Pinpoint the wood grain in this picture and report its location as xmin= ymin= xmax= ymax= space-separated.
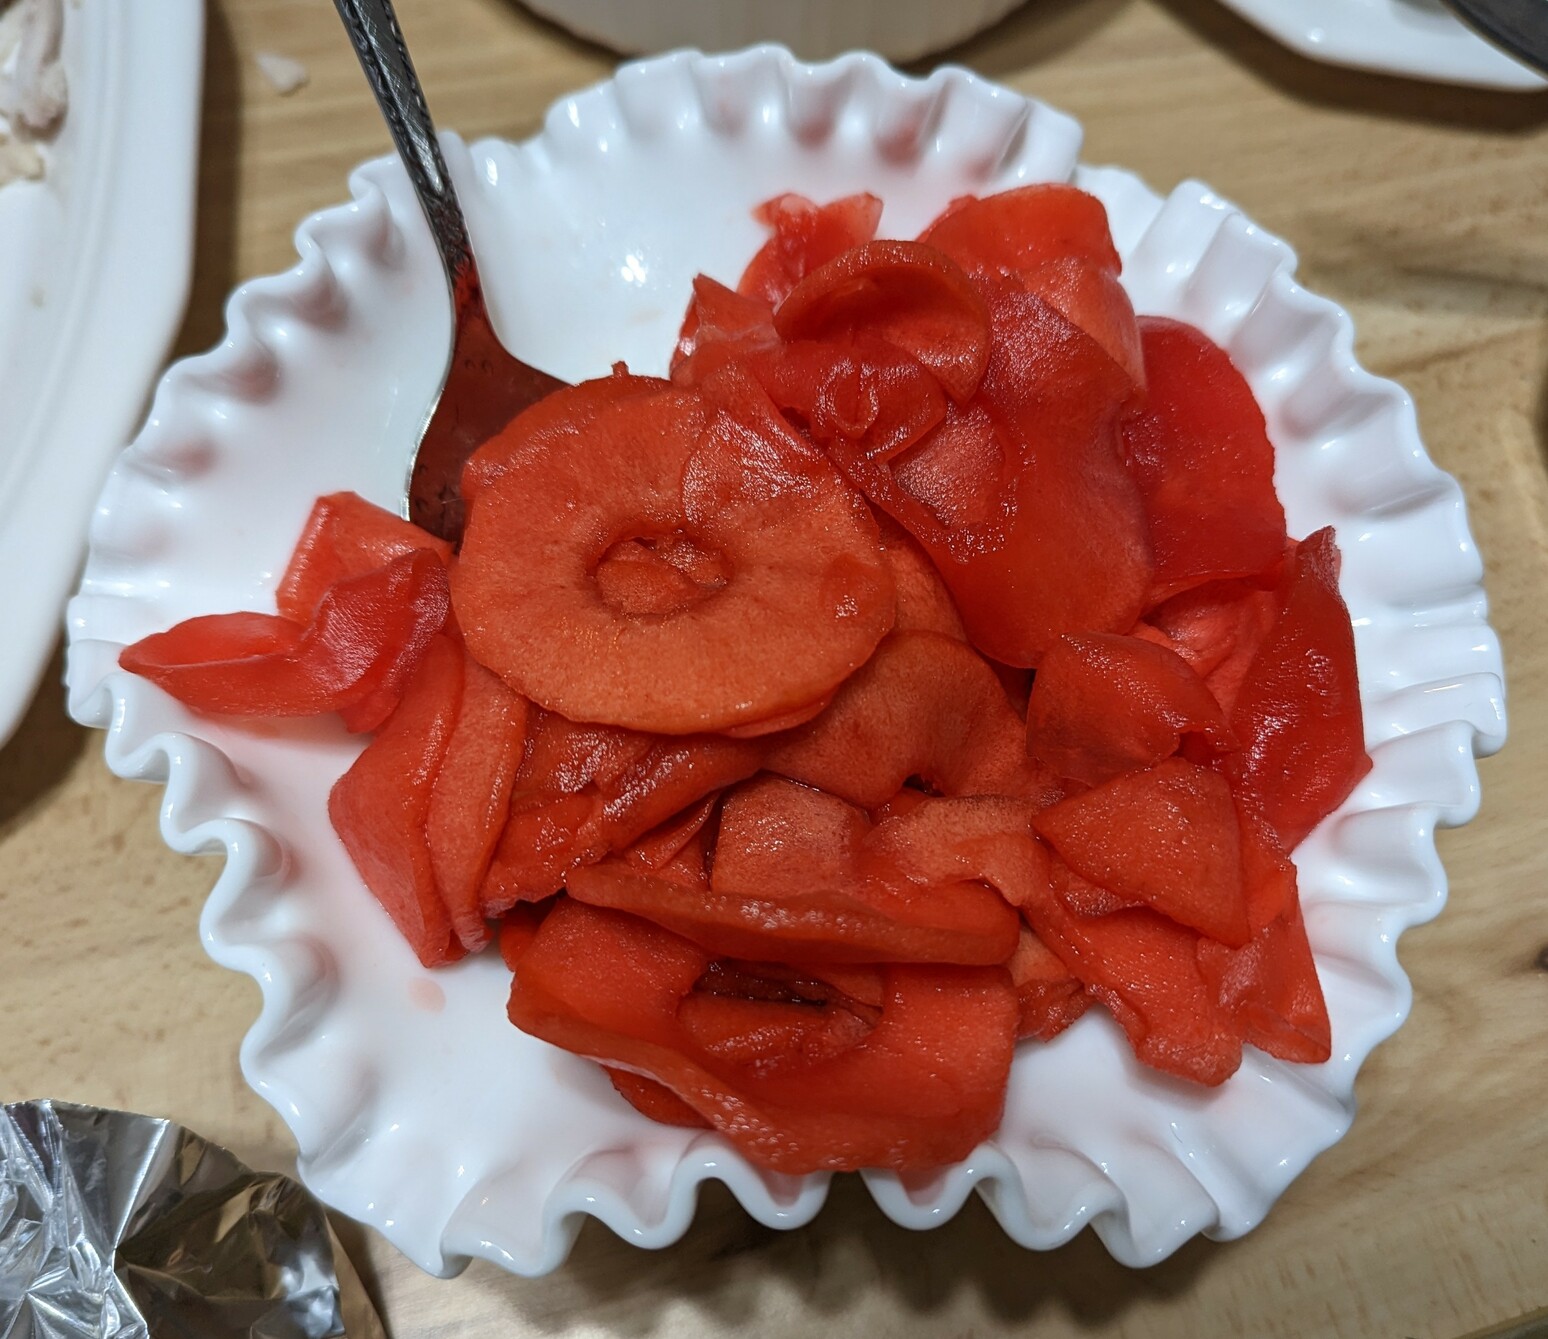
xmin=3 ymin=1 xmax=1547 ymax=1336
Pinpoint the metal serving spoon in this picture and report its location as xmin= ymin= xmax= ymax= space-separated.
xmin=1436 ymin=0 xmax=1548 ymax=77
xmin=332 ymin=0 xmax=565 ymax=542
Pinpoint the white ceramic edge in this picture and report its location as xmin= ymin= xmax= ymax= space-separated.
xmin=63 ymin=47 xmax=1507 ymax=1275
xmin=1217 ymin=0 xmax=1547 ymax=91
xmin=0 ymin=0 xmax=204 ymax=748
xmin=515 ymin=0 xmax=1026 ymax=62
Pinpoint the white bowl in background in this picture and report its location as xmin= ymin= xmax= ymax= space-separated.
xmin=65 ymin=47 xmax=1506 ymax=1276
xmin=1218 ymin=0 xmax=1546 ymax=91
xmin=516 ymin=0 xmax=1027 ymax=61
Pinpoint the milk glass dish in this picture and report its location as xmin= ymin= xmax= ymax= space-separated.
xmin=66 ymin=47 xmax=1506 ymax=1276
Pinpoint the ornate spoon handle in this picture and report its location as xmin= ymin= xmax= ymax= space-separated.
xmin=331 ymin=0 xmax=479 ymax=302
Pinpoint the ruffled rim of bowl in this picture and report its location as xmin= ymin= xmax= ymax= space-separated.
xmin=65 ymin=46 xmax=1506 ymax=1275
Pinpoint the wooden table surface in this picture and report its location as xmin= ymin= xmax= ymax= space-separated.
xmin=3 ymin=1 xmax=1547 ymax=1335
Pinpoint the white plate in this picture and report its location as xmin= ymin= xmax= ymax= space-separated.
xmin=1218 ymin=0 xmax=1546 ymax=90
xmin=0 ymin=0 xmax=202 ymax=748
xmin=65 ymin=48 xmax=1506 ymax=1275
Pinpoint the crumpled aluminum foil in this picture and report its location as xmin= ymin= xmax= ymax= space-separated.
xmin=0 ymin=1101 xmax=386 ymax=1339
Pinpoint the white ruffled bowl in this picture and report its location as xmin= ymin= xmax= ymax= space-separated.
xmin=65 ymin=47 xmax=1506 ymax=1275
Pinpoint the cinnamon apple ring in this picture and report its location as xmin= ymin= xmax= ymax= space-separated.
xmin=453 ymin=371 xmax=895 ymax=734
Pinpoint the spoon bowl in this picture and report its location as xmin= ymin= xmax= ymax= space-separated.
xmin=332 ymin=0 xmax=563 ymax=542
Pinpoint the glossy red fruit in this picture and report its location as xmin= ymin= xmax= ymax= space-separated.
xmin=1007 ymin=925 xmax=1089 ymax=1041
xmin=1237 ymin=801 xmax=1299 ymax=933
xmin=921 ymin=185 xmax=1123 ymax=279
xmin=497 ymin=899 xmax=553 ymax=970
xmin=459 ymin=367 xmax=666 ymax=500
xmin=922 ymin=186 xmax=1141 ymax=390
xmin=121 ymin=611 xmax=301 ymax=671
xmin=672 ymin=275 xmax=777 ymax=375
xmin=328 ymin=635 xmax=466 ymax=969
xmin=120 ymin=550 xmax=450 ymax=729
xmin=848 ymin=286 xmax=1151 ymax=667
xmin=1021 ymin=865 xmax=1244 ymax=1086
xmin=568 ymin=778 xmax=1021 ymax=965
xmin=1221 ymin=528 xmax=1369 ymax=852
xmin=606 ymin=1069 xmax=711 ymax=1128
xmin=1020 ymin=256 xmax=1144 ymax=391
xmin=1121 ymin=318 xmax=1287 ymax=603
xmin=1142 ymin=574 xmax=1283 ymax=718
xmin=1048 ymin=857 xmax=1144 ymax=918
xmin=1033 ymin=757 xmax=1250 ymax=947
xmin=860 ymin=792 xmax=1049 ymax=911
xmin=737 ymin=191 xmax=884 ymax=308
xmin=718 ymin=692 xmax=837 ymax=740
xmin=774 ymin=240 xmax=991 ymax=403
xmin=427 ymin=655 xmax=529 ymax=952
xmin=275 ymin=491 xmax=453 ymax=623
xmin=506 ymin=898 xmax=1017 ymax=1174
xmin=624 ymin=795 xmax=720 ymax=872
xmin=1027 ymin=632 xmax=1235 ymax=786
xmin=455 ymin=372 xmax=894 ymax=734
xmin=1199 ymin=900 xmax=1330 ymax=1064
xmin=766 ymin=631 xmax=1050 ymax=809
xmin=887 ymin=399 xmax=1006 ymax=531
xmin=743 ymin=334 xmax=948 ymax=472
xmin=695 ymin=959 xmax=888 ymax=1011
xmin=479 ymin=714 xmax=763 ymax=910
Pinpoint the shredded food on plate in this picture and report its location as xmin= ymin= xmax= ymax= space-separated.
xmin=0 ymin=0 xmax=66 ymax=187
